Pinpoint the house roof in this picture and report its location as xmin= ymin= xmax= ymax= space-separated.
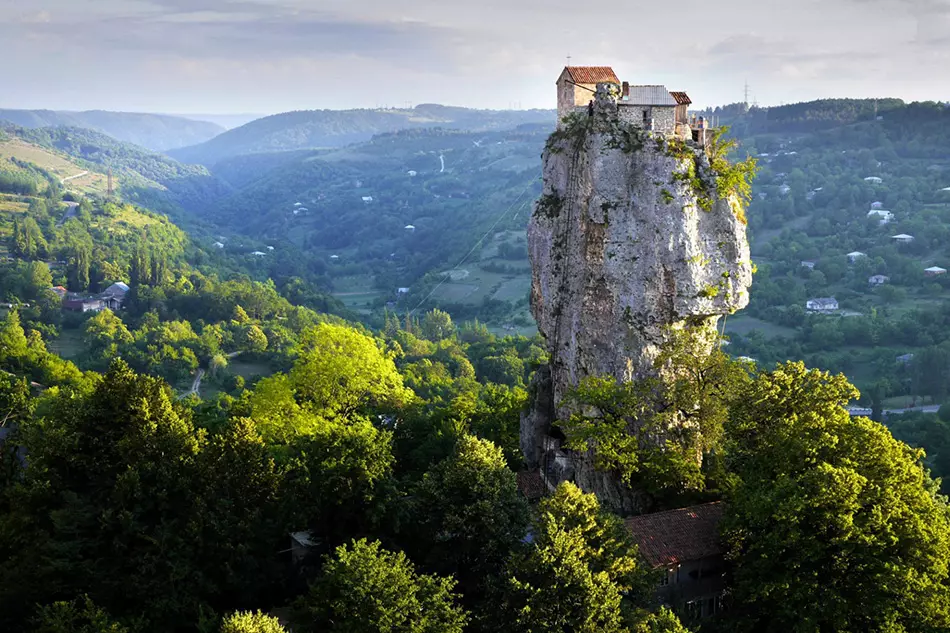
xmin=562 ymin=66 xmax=620 ymax=85
xmin=891 ymin=234 xmax=914 ymax=239
xmin=622 ymin=85 xmax=679 ymax=106
xmin=516 ymin=470 xmax=547 ymax=501
xmin=808 ymin=297 xmax=838 ymax=306
xmin=925 ymin=266 xmax=947 ymax=272
xmin=670 ymin=91 xmax=692 ymax=105
xmin=625 ymin=502 xmax=724 ymax=568
xmin=847 ymin=251 xmax=866 ymax=257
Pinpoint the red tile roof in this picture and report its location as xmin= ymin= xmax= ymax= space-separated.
xmin=516 ymin=470 xmax=547 ymax=501
xmin=670 ymin=91 xmax=692 ymax=105
xmin=563 ymin=66 xmax=620 ymax=85
xmin=625 ymin=502 xmax=724 ymax=568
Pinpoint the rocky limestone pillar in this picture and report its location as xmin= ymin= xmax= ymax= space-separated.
xmin=522 ymin=84 xmax=752 ymax=514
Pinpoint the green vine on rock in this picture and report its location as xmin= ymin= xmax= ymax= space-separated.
xmin=706 ymin=127 xmax=758 ymax=225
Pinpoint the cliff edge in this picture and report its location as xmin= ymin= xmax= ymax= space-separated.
xmin=522 ymin=86 xmax=753 ymax=513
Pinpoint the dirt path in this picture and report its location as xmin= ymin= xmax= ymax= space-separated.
xmin=57 ymin=201 xmax=79 ymax=227
xmin=61 ymin=171 xmax=89 ymax=184
xmin=185 ymin=368 xmax=205 ymax=398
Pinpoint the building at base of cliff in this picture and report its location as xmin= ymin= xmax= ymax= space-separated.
xmin=625 ymin=502 xmax=726 ymax=621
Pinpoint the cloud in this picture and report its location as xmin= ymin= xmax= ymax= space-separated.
xmin=4 ymin=2 xmax=460 ymax=65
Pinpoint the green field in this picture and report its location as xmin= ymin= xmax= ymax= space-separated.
xmin=48 ymin=329 xmax=84 ymax=360
xmin=230 ymin=360 xmax=273 ymax=380
xmin=0 ymin=138 xmax=108 ymax=195
xmin=724 ymin=315 xmax=797 ymax=339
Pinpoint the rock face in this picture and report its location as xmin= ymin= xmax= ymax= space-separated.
xmin=522 ymin=87 xmax=752 ymax=514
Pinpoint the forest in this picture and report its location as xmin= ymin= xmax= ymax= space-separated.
xmin=4 ymin=98 xmax=950 ymax=632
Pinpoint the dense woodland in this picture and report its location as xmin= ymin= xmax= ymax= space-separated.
xmin=4 ymin=98 xmax=950 ymax=632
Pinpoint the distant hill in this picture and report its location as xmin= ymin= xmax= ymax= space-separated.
xmin=170 ymin=113 xmax=268 ymax=130
xmin=168 ymin=104 xmax=556 ymax=166
xmin=696 ymin=98 xmax=908 ymax=136
xmin=2 ymin=124 xmax=232 ymax=215
xmin=0 ymin=109 xmax=224 ymax=151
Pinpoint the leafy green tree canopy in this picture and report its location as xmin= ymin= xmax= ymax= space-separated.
xmin=219 ymin=611 xmax=287 ymax=633
xmin=498 ymin=482 xmax=653 ymax=633
xmin=293 ymin=538 xmax=468 ymax=633
xmin=722 ymin=361 xmax=950 ymax=633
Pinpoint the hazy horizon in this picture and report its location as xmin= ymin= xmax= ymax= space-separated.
xmin=2 ymin=0 xmax=949 ymax=114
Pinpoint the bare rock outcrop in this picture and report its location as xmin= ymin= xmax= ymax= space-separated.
xmin=522 ymin=87 xmax=752 ymax=514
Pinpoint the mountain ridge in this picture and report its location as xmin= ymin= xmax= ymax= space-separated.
xmin=168 ymin=105 xmax=556 ymax=166
xmin=0 ymin=108 xmax=225 ymax=152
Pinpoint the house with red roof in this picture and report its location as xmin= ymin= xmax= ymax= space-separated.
xmin=625 ymin=502 xmax=726 ymax=621
xmin=556 ymin=66 xmax=620 ymax=121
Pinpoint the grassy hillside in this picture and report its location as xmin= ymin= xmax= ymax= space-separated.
xmin=168 ymin=104 xmax=555 ymax=166
xmin=0 ymin=108 xmax=224 ymax=151
xmin=0 ymin=135 xmax=109 ymax=196
xmin=2 ymin=124 xmax=232 ymax=215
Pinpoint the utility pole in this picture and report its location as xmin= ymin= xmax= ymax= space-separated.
xmin=744 ymin=80 xmax=750 ymax=108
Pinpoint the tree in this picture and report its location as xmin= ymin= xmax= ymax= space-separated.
xmin=289 ymin=323 xmax=412 ymax=416
xmin=408 ymin=435 xmax=529 ymax=599
xmin=497 ymin=482 xmax=653 ymax=633
xmin=0 ymin=360 xmax=205 ymax=631
xmin=83 ymin=310 xmax=133 ymax=365
xmin=243 ymin=323 xmax=269 ymax=353
xmin=634 ymin=608 xmax=691 ymax=633
xmin=68 ymin=243 xmax=91 ymax=291
xmin=561 ymin=328 xmax=748 ymax=509
xmin=209 ymin=353 xmax=228 ymax=377
xmin=421 ymin=309 xmax=455 ymax=342
xmin=219 ymin=611 xmax=286 ymax=633
xmin=0 ymin=309 xmax=29 ymax=364
xmin=293 ymin=538 xmax=468 ymax=633
xmin=192 ymin=418 xmax=283 ymax=611
xmin=281 ymin=413 xmax=395 ymax=545
xmin=476 ymin=353 xmax=525 ymax=387
xmin=721 ymin=362 xmax=950 ymax=632
xmin=33 ymin=596 xmax=128 ymax=633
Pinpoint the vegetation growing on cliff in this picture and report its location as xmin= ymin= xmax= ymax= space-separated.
xmin=561 ymin=326 xmax=749 ymax=509
xmin=707 ymin=128 xmax=758 ymax=224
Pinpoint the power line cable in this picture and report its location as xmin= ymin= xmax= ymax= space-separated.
xmin=409 ymin=171 xmax=541 ymax=316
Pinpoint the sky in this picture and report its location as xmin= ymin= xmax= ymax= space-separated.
xmin=2 ymin=0 xmax=949 ymax=115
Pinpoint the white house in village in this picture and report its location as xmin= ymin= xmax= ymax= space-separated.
xmin=870 ymin=201 xmax=884 ymax=209
xmin=867 ymin=209 xmax=894 ymax=224
xmin=801 ymin=260 xmax=816 ymax=270
xmin=868 ymin=274 xmax=890 ymax=286
xmin=806 ymin=297 xmax=839 ymax=313
xmin=408 ymin=170 xmax=417 ymax=177
xmin=404 ymin=225 xmax=416 ymax=231
xmin=330 ymin=255 xmax=339 ymax=260
xmin=925 ymin=266 xmax=947 ymax=277
xmin=847 ymin=251 xmax=867 ymax=263
xmin=864 ymin=176 xmax=883 ymax=184
xmin=362 ymin=196 xmax=374 ymax=203
xmin=891 ymin=234 xmax=915 ymax=244
xmin=250 ymin=251 xmax=266 ymax=257
xmin=213 ymin=241 xmax=225 ymax=248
